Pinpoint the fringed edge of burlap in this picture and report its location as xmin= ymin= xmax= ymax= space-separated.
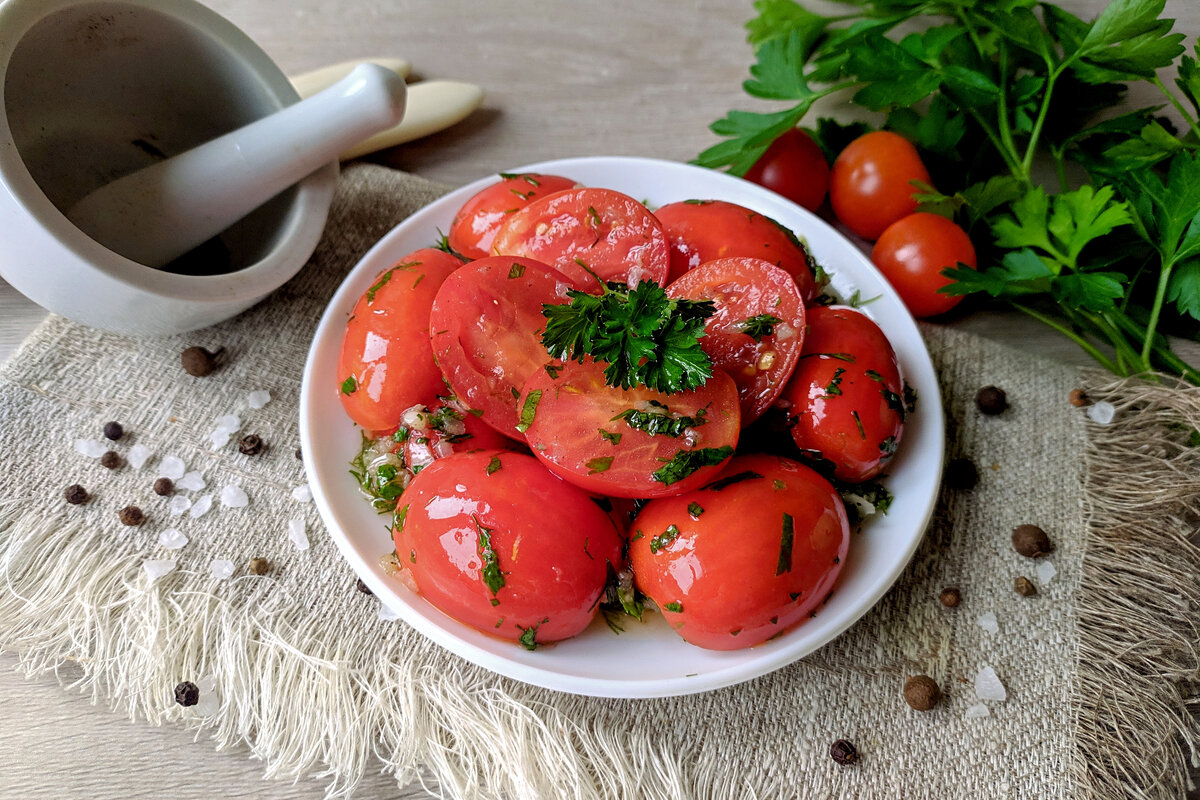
xmin=1074 ymin=373 xmax=1200 ymax=799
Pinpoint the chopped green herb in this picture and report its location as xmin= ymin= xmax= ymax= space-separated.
xmin=392 ymin=426 xmax=410 ymax=443
xmin=517 ymin=618 xmax=549 ymax=651
xmin=508 ymin=262 xmax=526 ymax=279
xmin=852 ymin=410 xmax=866 ymax=440
xmin=881 ymin=388 xmax=906 ymax=421
xmin=879 ymin=436 xmax=898 ymax=459
xmin=664 ymin=601 xmax=683 ymax=613
xmin=510 ymin=386 xmax=520 ymax=400
xmin=702 ymin=470 xmax=764 ymax=491
xmin=466 ymin=408 xmax=484 ymax=417
xmin=365 ymin=270 xmax=393 ymax=303
xmin=599 ymin=428 xmax=623 ymax=445
xmin=687 ymin=501 xmax=705 ymax=519
xmin=586 ymin=456 xmax=614 ymax=474
xmin=865 ymin=369 xmax=883 ymax=382
xmin=824 ymin=367 xmax=846 ymax=397
xmin=340 ymin=376 xmax=358 ymax=395
xmin=587 ymin=205 xmax=601 ymax=227
xmin=736 ymin=313 xmax=784 ymax=342
xmin=773 ymin=479 xmax=786 ymax=491
xmin=789 ymin=592 xmax=802 ymax=601
xmin=473 ymin=515 xmax=505 ymax=597
xmin=903 ymin=381 xmax=918 ymax=414
xmin=516 ymin=390 xmax=543 ymax=433
xmin=486 ymin=455 xmax=502 ymax=475
xmin=776 ymin=512 xmax=795 ymax=576
xmin=613 ymin=403 xmax=708 ymax=438
xmin=409 ymin=549 xmax=416 ymax=564
xmin=651 ymin=446 xmax=734 ymax=486
xmin=544 ymin=363 xmax=562 ymax=379
xmin=650 ymin=525 xmax=681 ymax=553
xmin=495 ymin=617 xmax=505 ymax=629
xmin=730 ymin=628 xmax=742 ymax=636
xmin=396 ymin=504 xmax=409 ymax=531
xmin=631 ymin=530 xmax=645 ymax=541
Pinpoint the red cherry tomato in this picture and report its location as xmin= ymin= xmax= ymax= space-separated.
xmin=629 ymin=453 xmax=849 ymax=650
xmin=394 ymin=450 xmax=623 ymax=647
xmin=491 ymin=187 xmax=670 ymax=289
xmin=448 ymin=173 xmax=578 ymax=260
xmin=829 ymin=131 xmax=931 ymax=241
xmin=654 ymin=199 xmax=817 ymax=300
xmin=429 ymin=256 xmax=577 ymax=438
xmin=780 ymin=306 xmax=905 ymax=483
xmin=666 ymin=257 xmax=806 ymax=425
xmin=519 ymin=357 xmax=740 ymax=498
xmin=337 ymin=248 xmax=464 ymax=435
xmin=742 ymin=128 xmax=830 ymax=213
xmin=871 ymin=213 xmax=976 ymax=318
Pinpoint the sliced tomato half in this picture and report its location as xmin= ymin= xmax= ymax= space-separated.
xmin=448 ymin=173 xmax=579 ymax=260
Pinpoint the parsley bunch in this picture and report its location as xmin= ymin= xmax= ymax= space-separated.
xmin=698 ymin=0 xmax=1200 ymax=382
xmin=541 ymin=280 xmax=715 ymax=394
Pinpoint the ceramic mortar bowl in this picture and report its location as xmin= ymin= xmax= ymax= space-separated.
xmin=0 ymin=0 xmax=338 ymax=336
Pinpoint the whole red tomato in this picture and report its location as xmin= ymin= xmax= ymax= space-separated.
xmin=871 ymin=213 xmax=976 ymax=318
xmin=742 ymin=128 xmax=829 ymax=213
xmin=829 ymin=131 xmax=931 ymax=241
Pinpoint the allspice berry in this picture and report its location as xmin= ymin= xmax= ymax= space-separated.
xmin=181 ymin=346 xmax=224 ymax=377
xmin=238 ymin=434 xmax=265 ymax=456
xmin=63 ymin=484 xmax=89 ymax=505
xmin=248 ymin=557 xmax=270 ymax=575
xmin=939 ymin=587 xmax=962 ymax=608
xmin=943 ymin=457 xmax=978 ymax=490
xmin=102 ymin=421 xmax=124 ymax=441
xmin=903 ymin=675 xmax=942 ymax=711
xmin=99 ymin=450 xmax=123 ymax=469
xmin=1015 ymin=576 xmax=1037 ymax=597
xmin=356 ymin=578 xmax=374 ymax=596
xmin=117 ymin=505 xmax=145 ymax=526
xmin=173 ymin=681 xmax=200 ymax=707
xmin=1068 ymin=388 xmax=1091 ymax=407
xmin=829 ymin=739 xmax=858 ymax=765
xmin=1012 ymin=524 xmax=1053 ymax=558
xmin=975 ymin=385 xmax=1008 ymax=415
xmin=153 ymin=477 xmax=175 ymax=496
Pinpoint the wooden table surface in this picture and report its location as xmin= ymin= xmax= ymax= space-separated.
xmin=1 ymin=1 xmax=1195 ymax=797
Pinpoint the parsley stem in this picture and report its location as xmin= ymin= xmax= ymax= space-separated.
xmin=965 ymin=106 xmax=1024 ymax=181
xmin=1107 ymin=306 xmax=1200 ymax=385
xmin=1141 ymin=263 xmax=1175 ymax=369
xmin=995 ymin=43 xmax=1022 ymax=177
xmin=1011 ymin=302 xmax=1119 ymax=375
xmin=1150 ymin=75 xmax=1200 ymax=143
xmin=1020 ymin=66 xmax=1064 ymax=176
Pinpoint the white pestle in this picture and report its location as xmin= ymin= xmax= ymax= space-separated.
xmin=67 ymin=63 xmax=406 ymax=269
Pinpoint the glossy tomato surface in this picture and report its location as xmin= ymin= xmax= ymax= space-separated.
xmin=871 ymin=212 xmax=976 ymax=318
xmin=394 ymin=450 xmax=622 ymax=647
xmin=448 ymin=173 xmax=579 ymax=260
xmin=429 ymin=255 xmax=579 ymax=439
xmin=337 ymin=248 xmax=464 ymax=435
xmin=654 ymin=199 xmax=817 ymax=300
xmin=742 ymin=128 xmax=830 ymax=213
xmin=829 ymin=131 xmax=931 ymax=241
xmin=520 ymin=357 xmax=740 ymax=498
xmin=666 ymin=257 xmax=805 ymax=425
xmin=490 ymin=187 xmax=670 ymax=288
xmin=629 ymin=454 xmax=849 ymax=650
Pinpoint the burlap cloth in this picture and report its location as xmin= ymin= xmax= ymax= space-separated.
xmin=1 ymin=164 xmax=1198 ymax=799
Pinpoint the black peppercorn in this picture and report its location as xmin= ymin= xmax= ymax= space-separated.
xmin=64 ymin=484 xmax=89 ymax=505
xmin=975 ymin=385 xmax=1008 ymax=415
xmin=99 ymin=450 xmax=123 ymax=469
xmin=1012 ymin=524 xmax=1053 ymax=558
xmin=1015 ymin=576 xmax=1037 ymax=597
xmin=903 ymin=675 xmax=942 ymax=711
xmin=117 ymin=505 xmax=145 ymax=526
xmin=356 ymin=578 xmax=373 ymax=595
xmin=153 ymin=477 xmax=174 ymax=496
xmin=248 ymin=558 xmax=270 ymax=575
xmin=939 ymin=587 xmax=962 ymax=608
xmin=829 ymin=739 xmax=858 ymax=765
xmin=173 ymin=681 xmax=200 ymax=707
xmin=102 ymin=421 xmax=124 ymax=441
xmin=180 ymin=346 xmax=224 ymax=377
xmin=238 ymin=434 xmax=265 ymax=456
xmin=943 ymin=457 xmax=978 ymax=490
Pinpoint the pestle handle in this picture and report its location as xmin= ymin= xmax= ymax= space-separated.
xmin=67 ymin=63 xmax=406 ymax=268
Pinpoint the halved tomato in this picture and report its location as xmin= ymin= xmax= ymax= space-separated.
xmin=448 ymin=173 xmax=579 ymax=260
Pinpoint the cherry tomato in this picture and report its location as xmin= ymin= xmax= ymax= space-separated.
xmin=429 ymin=256 xmax=577 ymax=439
xmin=666 ymin=257 xmax=806 ymax=425
xmin=654 ymin=199 xmax=817 ymax=300
xmin=448 ymin=173 xmax=579 ymax=260
xmin=780 ymin=306 xmax=906 ymax=483
xmin=871 ymin=213 xmax=976 ymax=318
xmin=394 ymin=450 xmax=623 ymax=647
xmin=519 ymin=357 xmax=740 ymax=499
xmin=742 ymin=128 xmax=830 ymax=213
xmin=829 ymin=131 xmax=931 ymax=241
xmin=491 ymin=187 xmax=670 ymax=289
xmin=629 ymin=453 xmax=849 ymax=650
xmin=337 ymin=248 xmax=464 ymax=435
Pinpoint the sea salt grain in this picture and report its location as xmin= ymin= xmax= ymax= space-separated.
xmin=1086 ymin=401 xmax=1116 ymax=425
xmin=977 ymin=611 xmax=999 ymax=634
xmin=192 ymin=675 xmax=219 ymax=716
xmin=158 ymin=528 xmax=188 ymax=550
xmin=291 ymin=484 xmax=313 ymax=503
xmin=378 ymin=602 xmax=402 ymax=622
xmin=975 ymin=665 xmax=1007 ymax=702
xmin=210 ymin=559 xmax=235 ymax=580
xmin=208 ymin=430 xmax=232 ymax=451
xmin=158 ymin=456 xmax=186 ymax=480
xmin=213 ymin=414 xmax=241 ymax=433
xmin=965 ymin=703 xmax=992 ymax=719
xmin=247 ymin=390 xmax=271 ymax=409
xmin=288 ymin=518 xmax=309 ymax=551
xmin=143 ymin=559 xmax=176 ymax=581
xmin=127 ymin=444 xmax=153 ymax=469
xmin=177 ymin=471 xmax=206 ymax=492
xmin=220 ymin=485 xmax=249 ymax=508
xmin=1036 ymin=560 xmax=1058 ymax=585
xmin=167 ymin=495 xmax=192 ymax=516
xmin=74 ymin=438 xmax=108 ymax=459
xmin=189 ymin=495 xmax=214 ymax=518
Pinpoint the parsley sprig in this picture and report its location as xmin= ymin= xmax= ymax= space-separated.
xmin=541 ymin=280 xmax=716 ymax=394
xmin=699 ymin=0 xmax=1200 ymax=383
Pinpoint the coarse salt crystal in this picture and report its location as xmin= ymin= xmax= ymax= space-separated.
xmin=208 ymin=430 xmax=232 ymax=451
xmin=213 ymin=414 xmax=241 ymax=433
xmin=975 ymin=665 xmax=1007 ymax=702
xmin=220 ymin=484 xmax=249 ymax=508
xmin=1036 ymin=560 xmax=1058 ymax=585
xmin=288 ymin=517 xmax=309 ymax=551
xmin=192 ymin=676 xmax=219 ymax=716
xmin=1086 ymin=401 xmax=1116 ymax=425
xmin=127 ymin=444 xmax=153 ymax=469
xmin=189 ymin=495 xmax=214 ymax=518
xmin=74 ymin=438 xmax=108 ymax=459
xmin=158 ymin=456 xmax=186 ymax=480
xmin=977 ymin=611 xmax=999 ymax=633
xmin=158 ymin=528 xmax=188 ymax=550
xmin=775 ymin=322 xmax=795 ymax=341
xmin=210 ymin=559 xmax=235 ymax=580
xmin=965 ymin=703 xmax=992 ymax=719
xmin=401 ymin=405 xmax=427 ymax=430
xmin=247 ymin=389 xmax=271 ymax=409
xmin=197 ymin=675 xmax=216 ymax=694
xmin=167 ymin=495 xmax=192 ymax=516
xmin=378 ymin=602 xmax=402 ymax=622
xmin=291 ymin=484 xmax=313 ymax=503
xmin=143 ymin=559 xmax=176 ymax=581
xmin=177 ymin=471 xmax=206 ymax=491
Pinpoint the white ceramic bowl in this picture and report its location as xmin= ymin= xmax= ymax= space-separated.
xmin=0 ymin=0 xmax=338 ymax=335
xmin=300 ymin=156 xmax=945 ymax=698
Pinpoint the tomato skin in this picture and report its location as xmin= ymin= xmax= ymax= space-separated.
xmin=780 ymin=306 xmax=904 ymax=483
xmin=742 ymin=128 xmax=830 ymax=213
xmin=491 ymin=187 xmax=670 ymax=288
xmin=520 ymin=358 xmax=741 ymax=499
xmin=629 ymin=454 xmax=849 ymax=650
xmin=337 ymin=248 xmax=465 ymax=435
xmin=429 ymin=255 xmax=577 ymax=439
xmin=394 ymin=450 xmax=622 ymax=646
xmin=871 ymin=213 xmax=976 ymax=318
xmin=654 ymin=199 xmax=817 ymax=300
xmin=666 ymin=257 xmax=806 ymax=425
xmin=829 ymin=131 xmax=931 ymax=241
xmin=448 ymin=173 xmax=579 ymax=260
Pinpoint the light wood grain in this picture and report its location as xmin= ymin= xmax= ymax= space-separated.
xmin=1 ymin=1 xmax=1197 ymax=798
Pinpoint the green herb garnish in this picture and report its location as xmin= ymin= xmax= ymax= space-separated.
xmin=651 ymin=446 xmax=734 ymax=486
xmin=776 ymin=512 xmax=795 ymax=576
xmin=516 ymin=389 xmax=543 ymax=433
xmin=736 ymin=313 xmax=784 ymax=341
xmin=612 ymin=402 xmax=708 ymax=438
